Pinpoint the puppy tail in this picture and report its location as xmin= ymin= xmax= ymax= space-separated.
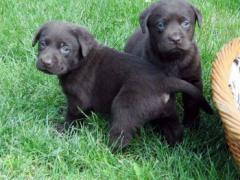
xmin=165 ymin=77 xmax=213 ymax=114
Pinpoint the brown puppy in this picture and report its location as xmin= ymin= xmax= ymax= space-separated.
xmin=33 ymin=21 xmax=212 ymax=149
xmin=124 ymin=0 xmax=204 ymax=128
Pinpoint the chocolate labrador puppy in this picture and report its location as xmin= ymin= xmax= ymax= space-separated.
xmin=124 ymin=0 xmax=204 ymax=128
xmin=33 ymin=21 xmax=212 ymax=149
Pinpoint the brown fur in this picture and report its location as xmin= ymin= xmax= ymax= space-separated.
xmin=33 ymin=21 xmax=212 ymax=149
xmin=124 ymin=0 xmax=205 ymax=128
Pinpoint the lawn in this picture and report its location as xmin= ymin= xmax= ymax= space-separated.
xmin=0 ymin=0 xmax=240 ymax=179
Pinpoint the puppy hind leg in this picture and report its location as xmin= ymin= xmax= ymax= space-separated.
xmin=109 ymin=96 xmax=147 ymax=150
xmin=109 ymin=108 xmax=142 ymax=150
xmin=109 ymin=87 xmax=166 ymax=150
xmin=109 ymin=124 xmax=134 ymax=150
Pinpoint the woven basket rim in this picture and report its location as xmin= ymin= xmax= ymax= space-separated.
xmin=212 ymin=38 xmax=240 ymax=166
xmin=212 ymin=38 xmax=240 ymax=116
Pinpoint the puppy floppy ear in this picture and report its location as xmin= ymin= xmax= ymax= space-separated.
xmin=72 ymin=26 xmax=98 ymax=57
xmin=32 ymin=24 xmax=47 ymax=47
xmin=139 ymin=8 xmax=151 ymax=34
xmin=191 ymin=5 xmax=202 ymax=28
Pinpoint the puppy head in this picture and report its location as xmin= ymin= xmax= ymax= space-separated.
xmin=32 ymin=21 xmax=97 ymax=75
xmin=140 ymin=0 xmax=202 ymax=56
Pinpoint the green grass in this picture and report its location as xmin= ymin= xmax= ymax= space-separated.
xmin=0 ymin=0 xmax=240 ymax=179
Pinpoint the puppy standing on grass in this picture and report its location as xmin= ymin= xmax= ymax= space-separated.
xmin=32 ymin=21 xmax=212 ymax=149
xmin=125 ymin=0 xmax=205 ymax=128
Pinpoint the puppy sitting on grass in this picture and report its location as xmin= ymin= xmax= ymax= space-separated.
xmin=125 ymin=0 xmax=205 ymax=129
xmin=33 ymin=21 xmax=212 ymax=149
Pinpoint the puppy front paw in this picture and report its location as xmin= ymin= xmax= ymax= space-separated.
xmin=162 ymin=125 xmax=184 ymax=146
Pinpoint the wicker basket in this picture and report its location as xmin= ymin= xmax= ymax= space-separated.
xmin=212 ymin=38 xmax=240 ymax=167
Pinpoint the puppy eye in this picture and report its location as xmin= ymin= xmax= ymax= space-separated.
xmin=39 ymin=41 xmax=47 ymax=49
xmin=181 ymin=20 xmax=191 ymax=29
xmin=60 ymin=45 xmax=71 ymax=55
xmin=157 ymin=21 xmax=165 ymax=31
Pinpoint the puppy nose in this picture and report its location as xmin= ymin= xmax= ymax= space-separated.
xmin=168 ymin=34 xmax=182 ymax=44
xmin=41 ymin=58 xmax=53 ymax=67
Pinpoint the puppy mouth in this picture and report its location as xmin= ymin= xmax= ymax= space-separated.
xmin=169 ymin=47 xmax=183 ymax=53
xmin=158 ymin=42 xmax=189 ymax=53
xmin=166 ymin=44 xmax=190 ymax=54
xmin=172 ymin=42 xmax=188 ymax=49
xmin=37 ymin=65 xmax=55 ymax=75
xmin=163 ymin=46 xmax=184 ymax=54
xmin=168 ymin=49 xmax=185 ymax=58
xmin=159 ymin=47 xmax=186 ymax=59
xmin=36 ymin=63 xmax=67 ymax=75
xmin=41 ymin=69 xmax=55 ymax=75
